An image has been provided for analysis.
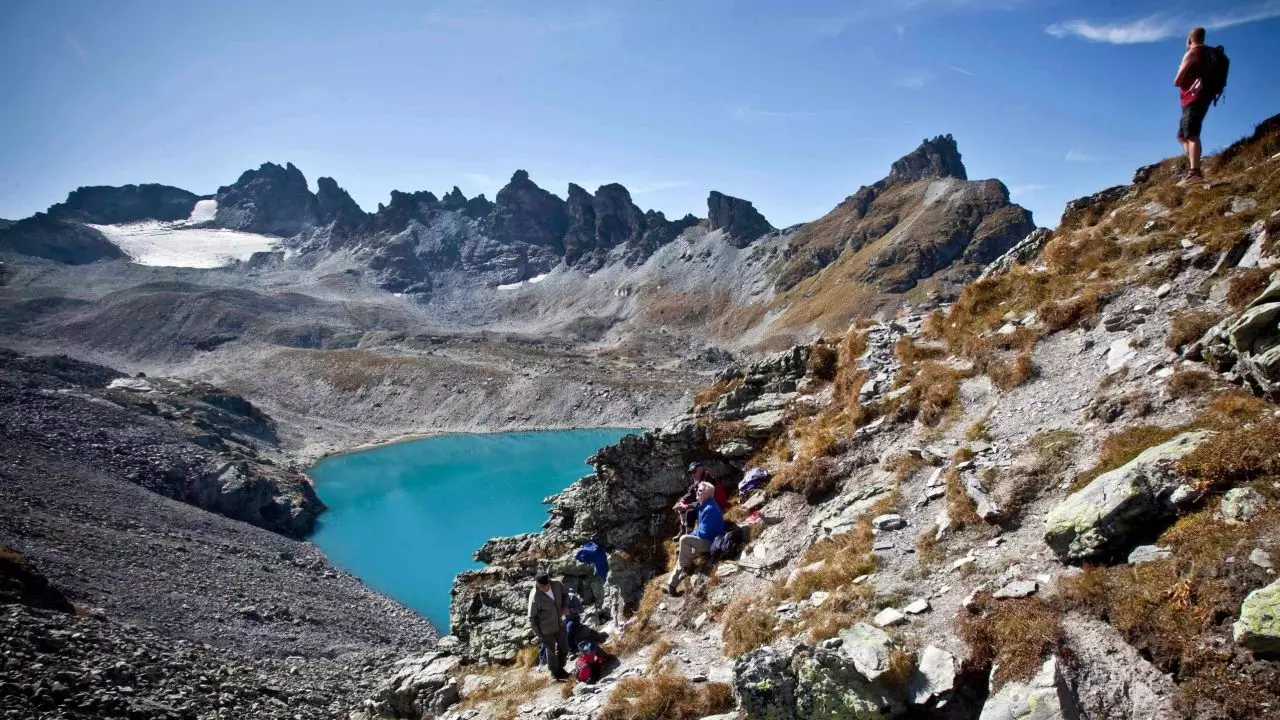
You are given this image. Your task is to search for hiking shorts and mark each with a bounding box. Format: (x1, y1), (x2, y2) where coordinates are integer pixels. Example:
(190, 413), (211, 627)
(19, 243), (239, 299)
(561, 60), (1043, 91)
(1178, 101), (1210, 142)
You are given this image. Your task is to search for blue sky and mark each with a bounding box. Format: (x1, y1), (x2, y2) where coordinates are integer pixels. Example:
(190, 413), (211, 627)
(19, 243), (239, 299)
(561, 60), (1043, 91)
(1, 1), (1278, 229)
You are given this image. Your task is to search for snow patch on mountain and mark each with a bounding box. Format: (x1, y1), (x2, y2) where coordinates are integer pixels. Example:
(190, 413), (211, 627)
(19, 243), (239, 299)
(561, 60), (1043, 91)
(87, 218), (279, 269)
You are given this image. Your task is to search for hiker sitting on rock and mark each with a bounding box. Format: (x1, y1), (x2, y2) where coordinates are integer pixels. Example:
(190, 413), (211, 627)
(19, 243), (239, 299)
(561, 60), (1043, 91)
(673, 463), (728, 538)
(528, 571), (570, 680)
(667, 481), (724, 596)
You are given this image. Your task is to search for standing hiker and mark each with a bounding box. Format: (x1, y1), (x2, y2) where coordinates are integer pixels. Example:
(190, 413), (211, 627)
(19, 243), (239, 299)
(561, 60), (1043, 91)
(1174, 27), (1229, 181)
(528, 571), (570, 680)
(666, 481), (724, 596)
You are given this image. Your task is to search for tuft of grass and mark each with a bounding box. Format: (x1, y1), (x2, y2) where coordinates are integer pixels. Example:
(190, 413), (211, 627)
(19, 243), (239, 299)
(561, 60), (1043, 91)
(985, 352), (1034, 391)
(957, 594), (1064, 687)
(965, 415), (993, 441)
(1226, 268), (1273, 310)
(1167, 310), (1224, 351)
(915, 526), (942, 567)
(1166, 369), (1217, 398)
(721, 595), (779, 658)
(945, 470), (982, 530)
(597, 674), (734, 720)
(808, 340), (839, 381)
(1038, 289), (1101, 332)
(889, 361), (966, 427)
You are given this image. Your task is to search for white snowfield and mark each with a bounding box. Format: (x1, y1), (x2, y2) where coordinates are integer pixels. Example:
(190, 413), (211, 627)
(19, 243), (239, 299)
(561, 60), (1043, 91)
(496, 273), (550, 290)
(88, 199), (280, 269)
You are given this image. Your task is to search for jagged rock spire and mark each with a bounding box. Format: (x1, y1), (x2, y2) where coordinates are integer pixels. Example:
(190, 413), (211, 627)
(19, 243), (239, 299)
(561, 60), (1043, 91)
(707, 191), (774, 248)
(888, 134), (967, 185)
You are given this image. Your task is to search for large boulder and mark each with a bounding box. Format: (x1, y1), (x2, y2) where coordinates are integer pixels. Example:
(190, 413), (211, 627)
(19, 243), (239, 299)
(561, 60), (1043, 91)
(979, 656), (1079, 720)
(907, 646), (957, 708)
(838, 623), (896, 682)
(363, 651), (461, 718)
(1234, 577), (1280, 655)
(795, 646), (902, 719)
(735, 646), (800, 720)
(1044, 431), (1212, 561)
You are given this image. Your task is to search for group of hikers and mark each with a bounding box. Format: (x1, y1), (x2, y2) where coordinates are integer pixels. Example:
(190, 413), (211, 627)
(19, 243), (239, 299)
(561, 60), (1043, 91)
(524, 29), (1233, 681)
(527, 460), (756, 680)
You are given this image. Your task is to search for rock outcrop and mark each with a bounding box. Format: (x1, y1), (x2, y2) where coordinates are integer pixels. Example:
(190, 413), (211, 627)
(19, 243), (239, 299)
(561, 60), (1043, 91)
(707, 190), (774, 248)
(214, 161), (320, 236)
(1043, 431), (1212, 561)
(978, 228), (1054, 280)
(732, 643), (903, 720)
(483, 170), (570, 255)
(0, 214), (126, 264)
(1195, 271), (1280, 400)
(46, 183), (200, 224)
(1235, 577), (1280, 655)
(888, 134), (967, 184)
(978, 656), (1079, 720)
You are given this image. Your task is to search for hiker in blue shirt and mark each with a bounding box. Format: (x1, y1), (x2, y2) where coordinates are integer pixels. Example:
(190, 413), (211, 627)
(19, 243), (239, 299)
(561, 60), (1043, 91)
(666, 481), (724, 596)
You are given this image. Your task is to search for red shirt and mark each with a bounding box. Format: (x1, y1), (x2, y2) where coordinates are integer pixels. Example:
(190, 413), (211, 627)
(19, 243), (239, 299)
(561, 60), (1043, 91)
(1179, 46), (1205, 107)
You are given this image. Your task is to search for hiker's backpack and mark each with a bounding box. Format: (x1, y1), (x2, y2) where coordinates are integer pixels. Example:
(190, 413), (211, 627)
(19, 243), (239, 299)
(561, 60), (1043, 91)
(574, 644), (604, 683)
(1200, 45), (1230, 105)
(710, 524), (745, 562)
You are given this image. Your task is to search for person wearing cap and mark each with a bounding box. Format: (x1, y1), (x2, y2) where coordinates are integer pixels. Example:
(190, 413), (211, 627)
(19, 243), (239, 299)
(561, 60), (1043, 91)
(667, 480), (724, 596)
(528, 571), (570, 680)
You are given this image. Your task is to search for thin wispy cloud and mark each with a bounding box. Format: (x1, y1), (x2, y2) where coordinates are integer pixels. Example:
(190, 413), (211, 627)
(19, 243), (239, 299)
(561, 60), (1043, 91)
(1009, 183), (1052, 196)
(894, 70), (933, 88)
(629, 180), (689, 195)
(1047, 0), (1280, 44)
(946, 64), (974, 77)
(1065, 149), (1103, 163)
(64, 32), (89, 63)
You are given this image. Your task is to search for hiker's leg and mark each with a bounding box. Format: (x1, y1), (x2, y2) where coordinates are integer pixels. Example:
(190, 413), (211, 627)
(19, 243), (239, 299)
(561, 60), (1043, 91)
(554, 626), (569, 672)
(1188, 138), (1202, 171)
(538, 632), (558, 675)
(666, 565), (684, 593)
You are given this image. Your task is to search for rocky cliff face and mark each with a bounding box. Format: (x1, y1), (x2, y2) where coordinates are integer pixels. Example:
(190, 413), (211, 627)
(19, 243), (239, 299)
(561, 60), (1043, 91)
(46, 183), (200, 225)
(708, 190), (775, 248)
(214, 162), (323, 236)
(0, 214), (126, 264)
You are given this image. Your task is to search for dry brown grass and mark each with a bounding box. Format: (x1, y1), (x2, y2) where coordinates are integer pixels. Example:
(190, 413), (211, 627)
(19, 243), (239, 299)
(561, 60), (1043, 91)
(597, 674), (734, 720)
(888, 361), (966, 427)
(1166, 369), (1217, 398)
(702, 419), (753, 449)
(693, 377), (744, 406)
(945, 470), (982, 530)
(1039, 289), (1101, 332)
(915, 526), (942, 567)
(1060, 504), (1280, 718)
(1226, 268), (1273, 310)
(957, 594), (1064, 687)
(721, 595), (779, 658)
(457, 666), (552, 719)
(1175, 417), (1280, 492)
(965, 415), (993, 441)
(807, 340), (839, 381)
(646, 638), (674, 674)
(985, 352), (1034, 391)
(1167, 310), (1225, 351)
(1073, 424), (1184, 489)
(612, 572), (673, 654)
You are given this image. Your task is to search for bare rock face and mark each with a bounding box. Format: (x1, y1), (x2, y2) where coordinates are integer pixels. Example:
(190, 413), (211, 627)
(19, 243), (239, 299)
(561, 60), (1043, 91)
(439, 185), (493, 219)
(315, 176), (369, 230)
(562, 182), (648, 269)
(46, 183), (200, 224)
(708, 190), (774, 248)
(1195, 272), (1280, 400)
(979, 228), (1054, 280)
(214, 161), (319, 237)
(483, 170), (570, 254)
(0, 215), (125, 264)
(888, 134), (968, 184)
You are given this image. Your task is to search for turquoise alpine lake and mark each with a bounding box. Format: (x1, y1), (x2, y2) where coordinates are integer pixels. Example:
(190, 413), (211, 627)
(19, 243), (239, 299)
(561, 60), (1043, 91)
(308, 428), (638, 631)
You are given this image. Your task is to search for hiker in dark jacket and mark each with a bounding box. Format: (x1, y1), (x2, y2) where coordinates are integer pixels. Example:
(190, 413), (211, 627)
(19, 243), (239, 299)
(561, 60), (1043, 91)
(666, 481), (724, 596)
(528, 571), (570, 680)
(1174, 27), (1211, 180)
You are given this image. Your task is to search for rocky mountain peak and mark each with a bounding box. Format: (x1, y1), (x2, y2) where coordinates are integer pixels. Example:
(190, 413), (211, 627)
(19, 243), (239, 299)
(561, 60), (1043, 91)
(214, 161), (318, 237)
(315, 177), (367, 228)
(46, 184), (199, 225)
(707, 190), (774, 248)
(888, 134), (967, 185)
(485, 170), (569, 253)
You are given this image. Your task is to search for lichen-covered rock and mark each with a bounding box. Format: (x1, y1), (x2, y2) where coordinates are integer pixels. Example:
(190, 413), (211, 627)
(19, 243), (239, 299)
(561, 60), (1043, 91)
(794, 646), (901, 719)
(907, 646), (956, 707)
(979, 656), (1079, 720)
(1234, 577), (1280, 655)
(734, 646), (800, 720)
(1192, 272), (1280, 399)
(837, 623), (896, 681)
(1222, 487), (1266, 524)
(1043, 431), (1212, 561)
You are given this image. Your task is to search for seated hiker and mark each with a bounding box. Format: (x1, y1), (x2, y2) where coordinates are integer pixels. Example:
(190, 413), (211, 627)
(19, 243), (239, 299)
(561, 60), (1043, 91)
(528, 571), (570, 680)
(667, 481), (724, 596)
(673, 463), (727, 538)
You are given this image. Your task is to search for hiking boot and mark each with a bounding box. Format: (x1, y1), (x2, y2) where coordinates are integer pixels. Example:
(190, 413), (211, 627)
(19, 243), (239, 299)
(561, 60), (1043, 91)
(1185, 167), (1204, 181)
